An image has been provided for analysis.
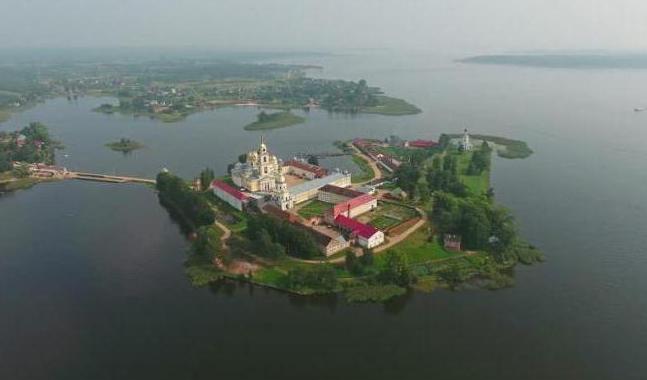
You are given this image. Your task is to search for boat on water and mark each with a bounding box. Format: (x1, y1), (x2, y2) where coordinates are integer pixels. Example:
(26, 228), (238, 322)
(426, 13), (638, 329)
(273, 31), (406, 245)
(634, 107), (646, 112)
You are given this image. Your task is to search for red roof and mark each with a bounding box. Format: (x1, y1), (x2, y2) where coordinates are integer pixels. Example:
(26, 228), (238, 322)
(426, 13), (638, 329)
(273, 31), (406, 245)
(285, 159), (328, 178)
(331, 194), (376, 218)
(211, 180), (249, 201)
(334, 215), (379, 239)
(408, 139), (438, 148)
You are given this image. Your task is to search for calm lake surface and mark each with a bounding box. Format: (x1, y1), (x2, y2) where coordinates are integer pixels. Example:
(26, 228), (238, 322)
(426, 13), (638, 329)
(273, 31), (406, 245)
(1, 51), (647, 379)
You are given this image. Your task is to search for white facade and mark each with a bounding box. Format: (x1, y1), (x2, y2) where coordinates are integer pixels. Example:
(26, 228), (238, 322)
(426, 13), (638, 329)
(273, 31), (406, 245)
(213, 186), (246, 211)
(358, 231), (385, 249)
(460, 128), (473, 151)
(231, 136), (283, 192)
(289, 172), (352, 204)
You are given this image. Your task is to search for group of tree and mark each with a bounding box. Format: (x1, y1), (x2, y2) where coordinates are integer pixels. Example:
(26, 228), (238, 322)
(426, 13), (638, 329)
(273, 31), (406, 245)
(286, 264), (337, 292)
(246, 213), (320, 259)
(395, 152), (467, 200)
(198, 168), (214, 191)
(466, 141), (492, 175)
(344, 249), (374, 275)
(192, 225), (222, 260)
(0, 123), (55, 173)
(156, 172), (215, 230)
(427, 160), (467, 197)
(431, 191), (517, 261)
(378, 250), (413, 286)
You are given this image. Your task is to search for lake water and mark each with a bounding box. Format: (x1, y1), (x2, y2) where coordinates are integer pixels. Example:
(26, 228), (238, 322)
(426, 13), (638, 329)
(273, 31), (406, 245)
(1, 51), (647, 379)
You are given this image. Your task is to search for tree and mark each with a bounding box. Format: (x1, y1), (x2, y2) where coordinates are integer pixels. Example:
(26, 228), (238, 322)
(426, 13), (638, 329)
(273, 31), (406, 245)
(192, 225), (220, 258)
(359, 249), (374, 267)
(345, 251), (363, 275)
(0, 151), (11, 172)
(257, 111), (269, 122)
(438, 134), (451, 149)
(287, 265), (337, 291)
(379, 250), (411, 286)
(257, 228), (285, 259)
(307, 155), (319, 166)
(199, 168), (215, 191)
(395, 163), (420, 196)
(238, 153), (247, 164)
(431, 156), (442, 170)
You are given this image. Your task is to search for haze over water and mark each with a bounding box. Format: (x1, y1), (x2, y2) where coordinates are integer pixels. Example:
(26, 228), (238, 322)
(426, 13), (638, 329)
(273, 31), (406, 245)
(1, 51), (647, 379)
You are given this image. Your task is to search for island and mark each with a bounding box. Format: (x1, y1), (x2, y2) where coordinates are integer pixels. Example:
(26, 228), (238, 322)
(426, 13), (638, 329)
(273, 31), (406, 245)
(460, 53), (647, 69)
(105, 138), (144, 153)
(243, 111), (305, 131)
(156, 131), (543, 303)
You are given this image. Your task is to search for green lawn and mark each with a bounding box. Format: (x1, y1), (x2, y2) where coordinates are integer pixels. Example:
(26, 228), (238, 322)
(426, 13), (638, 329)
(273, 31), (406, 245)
(377, 228), (455, 267)
(351, 154), (375, 184)
(370, 215), (400, 230)
(454, 151), (490, 195)
(297, 200), (331, 219)
(253, 268), (288, 287)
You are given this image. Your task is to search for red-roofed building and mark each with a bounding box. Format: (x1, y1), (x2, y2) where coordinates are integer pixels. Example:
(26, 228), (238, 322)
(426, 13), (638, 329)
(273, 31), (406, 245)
(405, 139), (438, 149)
(334, 215), (384, 248)
(284, 159), (328, 179)
(211, 179), (250, 211)
(326, 194), (377, 222)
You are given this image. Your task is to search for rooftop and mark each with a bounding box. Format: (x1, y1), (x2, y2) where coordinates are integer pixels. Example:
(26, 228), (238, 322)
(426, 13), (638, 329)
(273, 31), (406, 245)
(331, 194), (376, 218)
(288, 172), (349, 196)
(211, 179), (250, 201)
(408, 139), (438, 148)
(334, 214), (379, 239)
(285, 159), (328, 177)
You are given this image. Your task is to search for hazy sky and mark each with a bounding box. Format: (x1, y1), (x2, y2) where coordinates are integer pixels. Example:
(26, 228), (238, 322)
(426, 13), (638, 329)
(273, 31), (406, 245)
(2, 0), (647, 53)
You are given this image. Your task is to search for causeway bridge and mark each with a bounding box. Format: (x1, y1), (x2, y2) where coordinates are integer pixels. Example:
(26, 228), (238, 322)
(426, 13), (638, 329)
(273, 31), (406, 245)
(18, 163), (157, 185)
(68, 172), (156, 185)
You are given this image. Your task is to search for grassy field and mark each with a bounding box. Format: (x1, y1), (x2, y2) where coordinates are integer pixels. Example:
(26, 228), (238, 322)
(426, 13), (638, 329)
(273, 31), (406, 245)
(361, 95), (422, 116)
(377, 228), (455, 267)
(370, 215), (400, 230)
(243, 111), (305, 130)
(454, 151), (490, 195)
(350, 154), (375, 184)
(297, 200), (331, 219)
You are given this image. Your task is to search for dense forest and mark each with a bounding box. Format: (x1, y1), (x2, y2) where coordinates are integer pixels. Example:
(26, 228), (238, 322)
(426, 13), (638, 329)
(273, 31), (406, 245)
(156, 172), (215, 231)
(245, 213), (321, 259)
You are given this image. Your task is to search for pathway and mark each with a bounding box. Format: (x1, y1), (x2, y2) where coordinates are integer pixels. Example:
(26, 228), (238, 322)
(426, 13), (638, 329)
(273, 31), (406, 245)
(350, 144), (382, 186)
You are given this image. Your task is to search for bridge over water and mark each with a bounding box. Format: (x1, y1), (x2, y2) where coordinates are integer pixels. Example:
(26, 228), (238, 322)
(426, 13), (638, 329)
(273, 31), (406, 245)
(68, 172), (156, 185)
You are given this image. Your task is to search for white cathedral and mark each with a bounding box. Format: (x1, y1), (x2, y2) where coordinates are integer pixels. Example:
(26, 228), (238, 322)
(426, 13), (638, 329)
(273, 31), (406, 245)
(231, 137), (294, 209)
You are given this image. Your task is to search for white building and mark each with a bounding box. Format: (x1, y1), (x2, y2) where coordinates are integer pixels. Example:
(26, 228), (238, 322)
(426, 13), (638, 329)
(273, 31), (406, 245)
(288, 171), (352, 205)
(460, 128), (473, 151)
(211, 180), (250, 211)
